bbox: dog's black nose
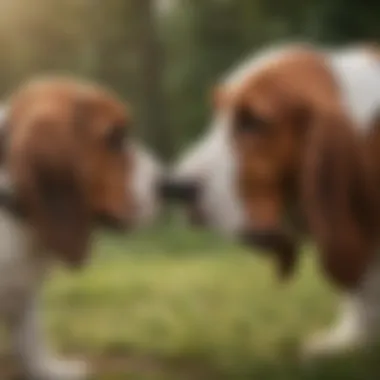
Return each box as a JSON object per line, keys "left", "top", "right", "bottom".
{"left": 158, "top": 178, "right": 200, "bottom": 204}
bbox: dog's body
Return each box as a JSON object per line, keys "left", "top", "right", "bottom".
{"left": 0, "top": 78, "right": 162, "bottom": 379}
{"left": 171, "top": 44, "right": 380, "bottom": 359}
{"left": 0, "top": 154, "right": 163, "bottom": 380}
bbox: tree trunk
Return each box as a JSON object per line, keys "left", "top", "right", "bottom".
{"left": 133, "top": 0, "right": 172, "bottom": 160}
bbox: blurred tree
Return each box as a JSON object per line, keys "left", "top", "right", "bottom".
{"left": 312, "top": 0, "right": 380, "bottom": 43}
{"left": 163, "top": 0, "right": 250, "bottom": 151}
{"left": 132, "top": 0, "right": 173, "bottom": 159}
{"left": 0, "top": 0, "right": 378, "bottom": 154}
{"left": 162, "top": 0, "right": 313, "bottom": 150}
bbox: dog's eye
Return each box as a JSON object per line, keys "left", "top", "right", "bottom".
{"left": 106, "top": 126, "right": 128, "bottom": 152}
{"left": 235, "top": 107, "right": 271, "bottom": 135}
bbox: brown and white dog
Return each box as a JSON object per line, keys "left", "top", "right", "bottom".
{"left": 167, "top": 43, "right": 380, "bottom": 359}
{"left": 0, "top": 77, "right": 162, "bottom": 380}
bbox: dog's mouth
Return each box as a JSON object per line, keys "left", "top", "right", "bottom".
{"left": 240, "top": 228, "right": 299, "bottom": 280}
{"left": 158, "top": 179, "right": 200, "bottom": 204}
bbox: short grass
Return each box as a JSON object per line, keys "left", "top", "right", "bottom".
{"left": 40, "top": 221, "right": 380, "bottom": 380}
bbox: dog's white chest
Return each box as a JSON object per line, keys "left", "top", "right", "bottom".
{"left": 0, "top": 210, "right": 46, "bottom": 316}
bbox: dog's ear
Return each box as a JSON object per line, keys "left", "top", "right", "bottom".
{"left": 8, "top": 103, "right": 92, "bottom": 267}
{"left": 302, "top": 110, "right": 379, "bottom": 289}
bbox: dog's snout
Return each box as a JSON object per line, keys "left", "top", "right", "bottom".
{"left": 158, "top": 178, "right": 200, "bottom": 204}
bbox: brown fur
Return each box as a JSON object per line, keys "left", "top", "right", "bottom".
{"left": 222, "top": 48, "right": 380, "bottom": 289}
{"left": 303, "top": 109, "right": 379, "bottom": 288}
{"left": 6, "top": 77, "right": 131, "bottom": 267}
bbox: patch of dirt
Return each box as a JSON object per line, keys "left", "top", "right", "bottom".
{"left": 91, "top": 353, "right": 220, "bottom": 379}
{"left": 0, "top": 353, "right": 221, "bottom": 380}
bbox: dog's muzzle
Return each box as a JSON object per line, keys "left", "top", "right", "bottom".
{"left": 240, "top": 228, "right": 299, "bottom": 280}
{"left": 158, "top": 178, "right": 199, "bottom": 203}
{"left": 157, "top": 178, "right": 208, "bottom": 226}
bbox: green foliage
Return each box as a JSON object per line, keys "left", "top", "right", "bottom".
{"left": 312, "top": 0, "right": 380, "bottom": 43}
{"left": 0, "top": 0, "right": 379, "bottom": 156}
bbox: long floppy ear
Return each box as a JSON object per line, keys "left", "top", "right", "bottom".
{"left": 8, "top": 109, "right": 92, "bottom": 268}
{"left": 302, "top": 110, "right": 379, "bottom": 289}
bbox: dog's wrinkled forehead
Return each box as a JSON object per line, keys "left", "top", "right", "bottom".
{"left": 8, "top": 77, "right": 130, "bottom": 134}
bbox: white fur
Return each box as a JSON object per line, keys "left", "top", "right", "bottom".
{"left": 131, "top": 142, "right": 164, "bottom": 227}
{"left": 303, "top": 257, "right": 380, "bottom": 360}
{"left": 9, "top": 292, "right": 90, "bottom": 380}
{"left": 175, "top": 113, "right": 246, "bottom": 235}
{"left": 174, "top": 44, "right": 380, "bottom": 360}
{"left": 328, "top": 47, "right": 380, "bottom": 128}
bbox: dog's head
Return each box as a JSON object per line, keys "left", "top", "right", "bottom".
{"left": 167, "top": 45, "right": 380, "bottom": 288}
{"left": 4, "top": 77, "right": 142, "bottom": 266}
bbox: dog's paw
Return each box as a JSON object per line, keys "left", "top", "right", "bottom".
{"left": 28, "top": 358, "right": 90, "bottom": 380}
{"left": 300, "top": 329, "right": 362, "bottom": 363}
{"left": 300, "top": 331, "right": 335, "bottom": 361}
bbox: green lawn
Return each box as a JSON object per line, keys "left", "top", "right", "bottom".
{"left": 41, "top": 222, "right": 380, "bottom": 380}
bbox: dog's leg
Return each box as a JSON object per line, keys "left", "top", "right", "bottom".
{"left": 9, "top": 294, "right": 90, "bottom": 380}
{"left": 302, "top": 265, "right": 380, "bottom": 361}
{"left": 301, "top": 295, "right": 369, "bottom": 359}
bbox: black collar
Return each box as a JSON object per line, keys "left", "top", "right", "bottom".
{"left": 0, "top": 188, "right": 26, "bottom": 218}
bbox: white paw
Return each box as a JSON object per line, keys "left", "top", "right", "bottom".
{"left": 300, "top": 331, "right": 335, "bottom": 361}
{"left": 300, "top": 330, "right": 361, "bottom": 363}
{"left": 28, "top": 358, "right": 90, "bottom": 380}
